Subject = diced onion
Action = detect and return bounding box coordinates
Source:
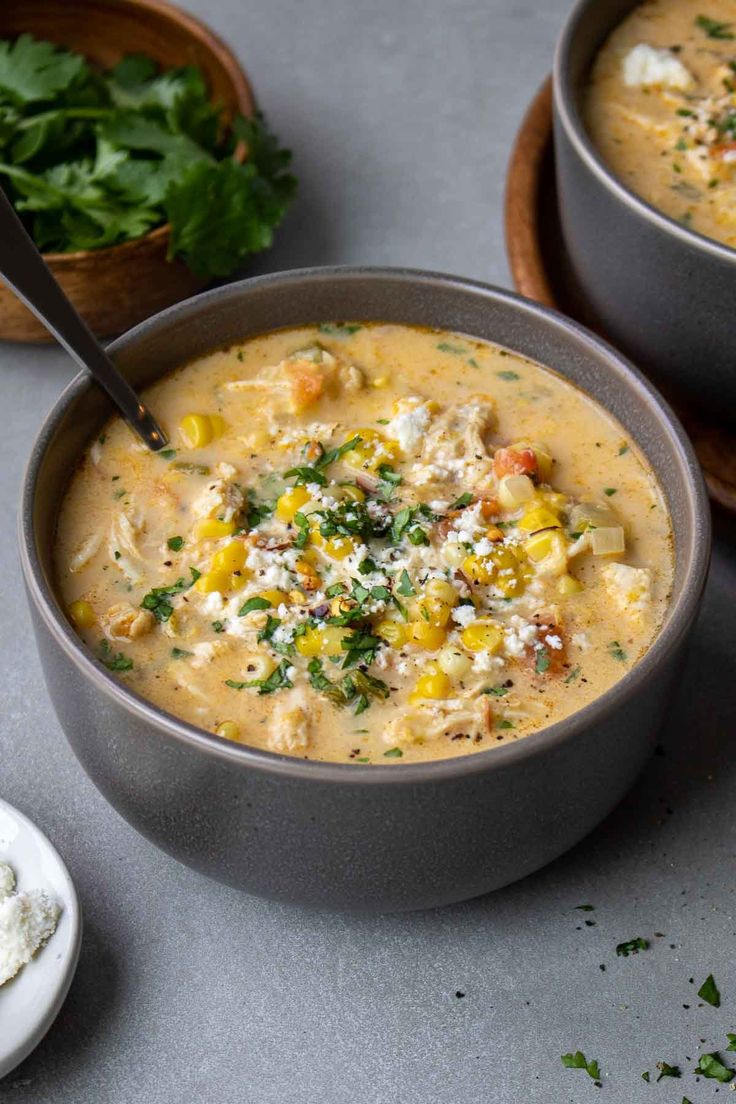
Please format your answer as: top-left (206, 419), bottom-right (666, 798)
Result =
top-left (591, 526), bottom-right (626, 556)
top-left (570, 501), bottom-right (618, 531)
top-left (498, 474), bottom-right (535, 510)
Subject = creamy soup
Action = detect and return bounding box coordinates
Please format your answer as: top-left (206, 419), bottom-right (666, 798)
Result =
top-left (587, 0), bottom-right (736, 248)
top-left (56, 324), bottom-right (673, 764)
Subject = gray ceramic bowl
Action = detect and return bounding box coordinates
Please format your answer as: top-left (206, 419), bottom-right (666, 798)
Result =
top-left (19, 267), bottom-right (710, 912)
top-left (554, 0), bottom-right (736, 424)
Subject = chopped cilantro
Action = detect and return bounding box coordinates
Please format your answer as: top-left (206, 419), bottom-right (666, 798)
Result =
top-left (727, 1034), bottom-right (736, 1051)
top-left (284, 464), bottom-right (326, 486)
top-left (397, 570), bottom-right (415, 597)
top-left (171, 462), bottom-right (210, 475)
top-left (603, 487), bottom-right (617, 496)
top-left (534, 647), bottom-right (550, 674)
top-left (376, 464), bottom-right (402, 502)
top-left (496, 719), bottom-right (515, 730)
top-left (450, 492), bottom-right (474, 509)
top-left (695, 14), bottom-right (734, 38)
top-left (159, 448), bottom-right (177, 460)
top-left (238, 596), bottom-right (272, 616)
top-left (616, 937), bottom-right (648, 957)
top-left (481, 685), bottom-right (509, 697)
top-left (99, 639), bottom-right (133, 671)
top-left (225, 659), bottom-right (293, 695)
top-left (257, 615), bottom-right (294, 656)
top-left (167, 535), bottom-right (184, 552)
top-left (318, 323), bottom-right (362, 336)
top-left (641, 1071), bottom-right (650, 1082)
top-left (561, 1052), bottom-right (601, 1081)
top-left (245, 491), bottom-right (275, 529)
top-left (113, 488), bottom-right (127, 500)
top-left (211, 620), bottom-right (225, 633)
top-left (383, 747), bottom-right (403, 758)
top-left (608, 640), bottom-right (627, 662)
top-left (497, 369), bottom-right (520, 381)
top-left (575, 904), bottom-right (594, 912)
top-left (325, 583), bottom-right (347, 599)
top-left (140, 566), bottom-right (201, 622)
top-left (436, 341), bottom-right (466, 354)
top-left (698, 973), bottom-right (721, 1007)
top-left (341, 630), bottom-right (381, 669)
top-left (564, 666), bottom-right (581, 684)
top-left (656, 1061), bottom-right (680, 1082)
top-left (694, 1053), bottom-right (734, 1082)
top-left (170, 647), bottom-right (193, 659)
top-left (293, 510), bottom-right (310, 549)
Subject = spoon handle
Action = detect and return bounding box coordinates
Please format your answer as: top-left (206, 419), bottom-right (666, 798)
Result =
top-left (0, 186), bottom-right (168, 451)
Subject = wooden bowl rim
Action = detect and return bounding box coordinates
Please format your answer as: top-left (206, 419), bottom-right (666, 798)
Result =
top-left (17, 0), bottom-right (257, 268)
top-left (504, 77), bottom-right (736, 515)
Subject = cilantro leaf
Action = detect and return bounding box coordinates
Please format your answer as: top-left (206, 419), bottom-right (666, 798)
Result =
top-left (656, 1061), bottom-right (680, 1081)
top-left (726, 1033), bottom-right (736, 1051)
top-left (698, 973), bottom-right (721, 1007)
top-left (99, 639), bottom-right (133, 671)
top-left (170, 646), bottom-right (193, 659)
top-left (615, 937), bottom-right (648, 957)
top-left (0, 35), bottom-right (88, 105)
top-left (561, 1052), bottom-right (601, 1081)
top-left (396, 569), bottom-right (415, 596)
top-left (383, 747), bottom-right (403, 758)
top-left (167, 535), bottom-right (184, 552)
top-left (140, 566), bottom-right (200, 622)
top-left (238, 596), bottom-right (272, 616)
top-left (694, 1053), bottom-right (734, 1082)
top-left (225, 658), bottom-right (293, 695)
top-left (695, 14), bottom-right (734, 38)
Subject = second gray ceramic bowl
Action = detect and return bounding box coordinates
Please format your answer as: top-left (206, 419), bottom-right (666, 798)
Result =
top-left (19, 267), bottom-right (710, 912)
top-left (554, 0), bottom-right (736, 424)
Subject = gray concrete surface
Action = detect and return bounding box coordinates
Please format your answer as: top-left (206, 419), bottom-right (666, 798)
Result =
top-left (1, 1), bottom-right (735, 1101)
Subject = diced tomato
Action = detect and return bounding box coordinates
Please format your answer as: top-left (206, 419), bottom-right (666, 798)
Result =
top-left (477, 495), bottom-right (500, 519)
top-left (288, 362), bottom-right (324, 411)
top-left (493, 446), bottom-right (538, 479)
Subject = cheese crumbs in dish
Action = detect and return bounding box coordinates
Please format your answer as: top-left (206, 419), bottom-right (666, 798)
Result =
top-left (56, 324), bottom-right (673, 763)
top-left (586, 0), bottom-right (736, 249)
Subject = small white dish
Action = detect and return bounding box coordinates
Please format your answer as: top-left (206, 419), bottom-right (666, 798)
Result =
top-left (0, 797), bottom-right (81, 1080)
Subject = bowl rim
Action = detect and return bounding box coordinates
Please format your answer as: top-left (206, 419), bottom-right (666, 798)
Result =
top-left (19, 265), bottom-right (712, 785)
top-left (553, 0), bottom-right (736, 265)
top-left (10, 0), bottom-right (256, 267)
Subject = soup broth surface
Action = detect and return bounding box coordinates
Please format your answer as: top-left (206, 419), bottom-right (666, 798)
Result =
top-left (56, 323), bottom-right (673, 763)
top-left (587, 0), bottom-right (736, 248)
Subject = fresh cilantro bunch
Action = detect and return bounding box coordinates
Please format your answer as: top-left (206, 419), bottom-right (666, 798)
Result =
top-left (0, 35), bottom-right (296, 278)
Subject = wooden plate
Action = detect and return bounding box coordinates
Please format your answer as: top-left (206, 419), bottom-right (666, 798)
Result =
top-left (504, 78), bottom-right (736, 515)
top-left (0, 0), bottom-right (255, 341)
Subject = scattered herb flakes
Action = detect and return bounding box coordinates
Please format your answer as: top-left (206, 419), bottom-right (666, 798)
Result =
top-left (170, 646), bottom-right (193, 659)
top-left (238, 595), bottom-right (272, 616)
top-left (225, 659), bottom-right (293, 695)
top-left (167, 535), bottom-right (184, 552)
top-left (113, 488), bottom-right (127, 500)
top-left (450, 492), bottom-right (474, 510)
top-left (726, 1033), bottom-right (736, 1051)
top-left (641, 1071), bottom-right (650, 1082)
top-left (140, 566), bottom-right (200, 622)
top-left (608, 640), bottom-right (627, 662)
top-left (284, 464), bottom-right (326, 487)
top-left (383, 747), bottom-right (403, 758)
top-left (211, 620), bottom-right (225, 633)
top-left (618, 444), bottom-right (629, 456)
top-left (695, 13), bottom-right (735, 38)
top-left (159, 448), bottom-right (177, 460)
top-left (436, 341), bottom-right (466, 354)
top-left (496, 718), bottom-right (515, 730)
top-left (656, 1061), bottom-right (681, 1081)
top-left (396, 569), bottom-right (415, 597)
top-left (496, 369), bottom-right (520, 381)
top-left (99, 639), bottom-right (133, 671)
top-left (561, 1052), bottom-right (601, 1082)
top-left (534, 647), bottom-right (550, 674)
top-left (603, 487), bottom-right (618, 496)
top-left (318, 323), bottom-right (362, 336)
top-left (694, 1052), bottom-right (734, 1082)
top-left (564, 666), bottom-right (581, 684)
top-left (171, 461), bottom-right (210, 475)
top-left (481, 685), bottom-right (509, 697)
top-left (376, 463), bottom-right (402, 502)
top-left (575, 904), bottom-right (595, 912)
top-left (341, 629), bottom-right (381, 669)
top-left (698, 973), bottom-right (721, 1007)
top-left (616, 937), bottom-right (649, 957)
top-left (682, 1098), bottom-right (693, 1104)
top-left (467, 357), bottom-right (480, 369)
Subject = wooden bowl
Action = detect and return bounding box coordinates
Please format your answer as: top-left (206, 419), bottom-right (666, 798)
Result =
top-left (505, 78), bottom-right (736, 516)
top-left (0, 0), bottom-right (255, 341)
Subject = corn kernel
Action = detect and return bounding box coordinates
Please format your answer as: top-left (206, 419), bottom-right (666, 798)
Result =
top-left (68, 599), bottom-right (95, 629)
top-left (372, 376), bottom-right (389, 388)
top-left (195, 569), bottom-right (231, 594)
top-left (275, 485), bottom-right (311, 522)
top-left (539, 490), bottom-right (567, 512)
top-left (341, 428), bottom-right (399, 472)
top-left (242, 654), bottom-right (276, 681)
top-left (194, 518), bottom-right (237, 541)
top-left (260, 589), bottom-right (289, 607)
top-left (410, 670), bottom-right (452, 703)
top-left (312, 532), bottom-right (358, 560)
top-left (295, 559), bottom-right (321, 589)
top-left (295, 625), bottom-right (345, 657)
top-left (518, 506), bottom-right (560, 533)
top-left (340, 484), bottom-right (365, 503)
top-left (557, 574), bottom-right (584, 596)
top-left (208, 414), bottom-right (227, 439)
top-left (211, 541), bottom-right (247, 573)
top-left (408, 621), bottom-right (447, 650)
top-left (375, 620), bottom-right (408, 647)
top-left (229, 572), bottom-right (248, 591)
top-left (524, 530), bottom-right (557, 562)
top-left (462, 553), bottom-right (494, 585)
top-left (288, 589), bottom-right (308, 604)
top-left (180, 413), bottom-right (213, 449)
top-left (424, 578), bottom-right (459, 606)
top-left (461, 619), bottom-right (503, 653)
top-left (418, 599), bottom-right (452, 627)
top-left (437, 647), bottom-right (472, 678)
top-left (216, 720), bottom-right (240, 741)
top-left (442, 542), bottom-right (466, 568)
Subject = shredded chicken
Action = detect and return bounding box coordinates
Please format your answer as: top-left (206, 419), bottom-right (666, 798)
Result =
top-left (101, 602), bottom-right (155, 642)
top-left (269, 690), bottom-right (310, 752)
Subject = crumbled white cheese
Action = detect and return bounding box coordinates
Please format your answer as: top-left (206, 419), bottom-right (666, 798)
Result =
top-left (386, 399), bottom-right (433, 454)
top-left (571, 631), bottom-right (590, 651)
top-left (0, 862), bottom-right (60, 987)
top-left (503, 615), bottom-right (538, 658)
top-left (622, 44), bottom-right (693, 90)
top-left (471, 651), bottom-right (504, 674)
top-left (190, 640), bottom-right (230, 668)
top-left (544, 633), bottom-right (563, 651)
top-left (602, 562), bottom-right (653, 620)
top-left (451, 605), bottom-right (478, 628)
